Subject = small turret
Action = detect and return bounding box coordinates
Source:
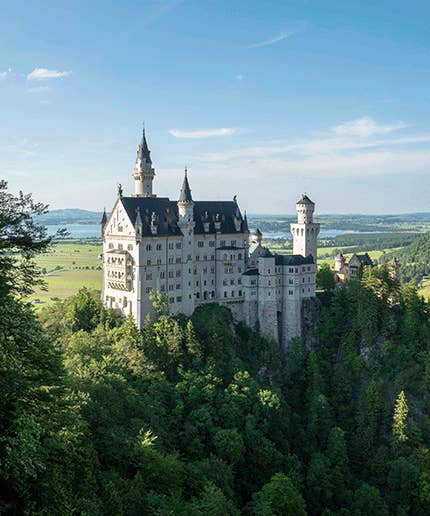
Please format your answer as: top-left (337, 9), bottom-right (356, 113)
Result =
top-left (177, 168), bottom-right (194, 225)
top-left (334, 252), bottom-right (346, 272)
top-left (243, 211), bottom-right (249, 232)
top-left (135, 207), bottom-right (143, 241)
top-left (101, 208), bottom-right (107, 238)
top-left (150, 211), bottom-right (158, 235)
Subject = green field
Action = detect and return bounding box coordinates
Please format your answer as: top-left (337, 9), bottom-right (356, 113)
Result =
top-left (29, 240), bottom-right (103, 307)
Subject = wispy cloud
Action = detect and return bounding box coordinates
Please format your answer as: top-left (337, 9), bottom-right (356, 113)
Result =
top-left (236, 73), bottom-right (246, 81)
top-left (28, 85), bottom-right (51, 93)
top-left (27, 68), bottom-right (72, 80)
top-left (169, 128), bottom-right (239, 139)
top-left (332, 116), bottom-right (408, 137)
top-left (191, 117), bottom-right (430, 179)
top-left (248, 30), bottom-right (295, 49)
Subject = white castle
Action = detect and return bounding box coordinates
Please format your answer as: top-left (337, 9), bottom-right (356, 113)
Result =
top-left (101, 129), bottom-right (320, 350)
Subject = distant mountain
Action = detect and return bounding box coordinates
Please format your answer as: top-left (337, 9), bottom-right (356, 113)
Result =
top-left (37, 209), bottom-right (104, 225)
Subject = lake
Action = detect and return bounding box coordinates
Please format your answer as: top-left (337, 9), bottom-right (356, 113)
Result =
top-left (46, 224), bottom-right (367, 240)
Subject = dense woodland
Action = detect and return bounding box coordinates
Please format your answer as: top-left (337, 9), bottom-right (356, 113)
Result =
top-left (384, 234), bottom-right (430, 284)
top-left (2, 182), bottom-right (430, 514)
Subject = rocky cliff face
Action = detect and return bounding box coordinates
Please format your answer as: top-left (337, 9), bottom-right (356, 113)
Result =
top-left (301, 297), bottom-right (322, 349)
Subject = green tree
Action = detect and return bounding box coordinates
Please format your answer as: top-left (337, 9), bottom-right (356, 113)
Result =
top-left (317, 263), bottom-right (336, 292)
top-left (249, 473), bottom-right (307, 516)
top-left (393, 390), bottom-right (409, 443)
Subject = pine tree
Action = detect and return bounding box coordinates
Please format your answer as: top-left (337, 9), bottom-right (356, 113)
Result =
top-left (393, 390), bottom-right (409, 443)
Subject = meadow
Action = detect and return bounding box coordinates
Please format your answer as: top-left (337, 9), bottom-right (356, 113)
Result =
top-left (29, 230), bottom-right (429, 306)
top-left (29, 240), bottom-right (103, 306)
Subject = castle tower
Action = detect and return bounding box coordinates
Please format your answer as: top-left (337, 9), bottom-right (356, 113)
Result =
top-left (132, 127), bottom-right (156, 197)
top-left (334, 253), bottom-right (346, 273)
top-left (290, 194), bottom-right (320, 262)
top-left (177, 168), bottom-right (195, 316)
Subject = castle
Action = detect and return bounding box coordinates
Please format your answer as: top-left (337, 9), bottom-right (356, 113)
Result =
top-left (101, 129), bottom-right (320, 350)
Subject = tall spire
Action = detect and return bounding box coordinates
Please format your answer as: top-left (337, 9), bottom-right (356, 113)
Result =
top-left (132, 124), bottom-right (156, 197)
top-left (136, 125), bottom-right (152, 167)
top-left (179, 167), bottom-right (193, 203)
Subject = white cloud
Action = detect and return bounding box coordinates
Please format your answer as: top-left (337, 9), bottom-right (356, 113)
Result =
top-left (332, 116), bottom-right (408, 137)
top-left (169, 128), bottom-right (239, 139)
top-left (236, 73), bottom-right (246, 81)
top-left (0, 68), bottom-right (12, 79)
top-left (27, 68), bottom-right (72, 80)
top-left (248, 30), bottom-right (295, 49)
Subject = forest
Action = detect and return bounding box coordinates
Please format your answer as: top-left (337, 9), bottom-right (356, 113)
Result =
top-left (2, 180), bottom-right (430, 515)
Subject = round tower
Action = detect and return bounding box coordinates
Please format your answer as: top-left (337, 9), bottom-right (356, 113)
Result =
top-left (290, 193), bottom-right (320, 262)
top-left (334, 253), bottom-right (346, 272)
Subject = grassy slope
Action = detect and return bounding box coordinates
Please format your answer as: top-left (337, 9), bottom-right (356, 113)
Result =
top-left (29, 241), bottom-right (103, 306)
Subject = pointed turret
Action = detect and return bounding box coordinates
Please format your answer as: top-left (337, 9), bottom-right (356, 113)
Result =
top-left (243, 211), bottom-right (249, 232)
top-left (101, 208), bottom-right (107, 238)
top-left (135, 207), bottom-right (143, 241)
top-left (179, 167), bottom-right (193, 203)
top-left (132, 125), bottom-right (156, 198)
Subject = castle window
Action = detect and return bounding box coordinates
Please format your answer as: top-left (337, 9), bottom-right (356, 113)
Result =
top-left (302, 288), bottom-right (304, 293)
top-left (176, 257), bottom-right (181, 264)
top-left (160, 284), bottom-right (166, 292)
top-left (238, 279), bottom-right (242, 284)
top-left (118, 225), bottom-right (123, 232)
top-left (289, 279), bottom-right (293, 284)
top-left (176, 242), bottom-right (181, 249)
top-left (224, 291), bottom-right (227, 298)
top-left (211, 280), bottom-right (214, 285)
top-left (203, 268), bottom-right (207, 274)
top-left (177, 296), bottom-right (182, 302)
top-left (231, 291), bottom-right (234, 297)
top-left (169, 297), bottom-right (174, 303)
top-left (176, 270), bottom-right (181, 277)
top-left (146, 273), bottom-right (152, 280)
top-left (231, 240), bottom-right (236, 246)
top-left (220, 240), bottom-right (226, 247)
top-left (302, 278), bottom-right (305, 283)
top-left (289, 290), bottom-right (293, 295)
top-left (176, 284), bottom-right (180, 290)
top-left (108, 243), bottom-right (114, 249)
top-left (196, 256), bottom-right (200, 261)
top-left (168, 257), bottom-right (173, 264)
top-left (196, 281), bottom-right (199, 286)
top-left (146, 287), bottom-right (151, 293)
top-left (308, 266), bottom-right (311, 271)
top-left (230, 279), bottom-right (234, 285)
top-left (289, 267), bottom-right (293, 273)
top-left (268, 269), bottom-right (271, 274)
top-left (118, 243), bottom-right (123, 250)
top-left (157, 258), bottom-right (162, 265)
top-left (268, 281), bottom-right (271, 286)
top-left (169, 285), bottom-right (174, 291)
top-left (295, 268), bottom-right (299, 273)
top-left (188, 254), bottom-right (192, 261)
top-left (196, 292), bottom-right (200, 299)
top-left (211, 255), bottom-right (215, 261)
top-left (209, 241), bottom-right (215, 247)
top-left (238, 290), bottom-right (242, 297)
top-left (204, 280), bottom-right (207, 286)
top-left (127, 244), bottom-right (133, 251)
top-left (238, 253), bottom-right (242, 260)
top-left (211, 267), bottom-right (215, 273)
top-left (204, 255), bottom-right (207, 261)
top-left (147, 259), bottom-right (151, 265)
top-left (198, 241), bottom-right (204, 247)
top-left (146, 244), bottom-right (152, 251)
top-left (223, 280), bottom-right (227, 285)
top-left (169, 271), bottom-right (174, 278)
top-left (160, 272), bottom-right (165, 279)
top-left (169, 243), bottom-right (174, 250)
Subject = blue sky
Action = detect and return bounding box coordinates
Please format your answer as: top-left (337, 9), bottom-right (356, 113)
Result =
top-left (1, 0), bottom-right (430, 214)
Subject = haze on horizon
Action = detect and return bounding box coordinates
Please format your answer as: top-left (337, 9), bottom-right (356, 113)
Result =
top-left (1, 1), bottom-right (430, 215)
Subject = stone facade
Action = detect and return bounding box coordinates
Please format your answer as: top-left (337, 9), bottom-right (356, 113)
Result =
top-left (102, 129), bottom-right (320, 349)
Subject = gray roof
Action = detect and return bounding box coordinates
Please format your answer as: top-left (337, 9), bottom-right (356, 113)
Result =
top-left (178, 169), bottom-right (193, 203)
top-left (136, 128), bottom-right (152, 166)
top-left (296, 194), bottom-right (314, 205)
top-left (243, 268), bottom-right (259, 276)
top-left (120, 197), bottom-right (247, 237)
top-left (354, 253), bottom-right (373, 266)
top-left (275, 254), bottom-right (315, 266)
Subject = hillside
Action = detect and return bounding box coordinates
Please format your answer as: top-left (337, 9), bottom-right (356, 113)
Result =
top-left (384, 233), bottom-right (430, 283)
top-left (37, 208), bottom-right (104, 225)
